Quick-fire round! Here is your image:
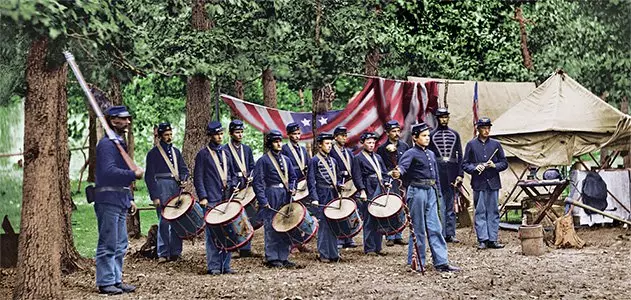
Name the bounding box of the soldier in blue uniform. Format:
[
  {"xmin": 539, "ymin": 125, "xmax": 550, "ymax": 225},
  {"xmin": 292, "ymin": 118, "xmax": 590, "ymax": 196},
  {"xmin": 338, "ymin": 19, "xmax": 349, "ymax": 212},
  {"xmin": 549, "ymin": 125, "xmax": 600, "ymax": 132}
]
[
  {"xmin": 194, "ymin": 121, "xmax": 238, "ymax": 275},
  {"xmin": 252, "ymin": 130, "xmax": 298, "ymax": 268},
  {"xmin": 94, "ymin": 106, "xmax": 143, "ymax": 294},
  {"xmin": 145, "ymin": 122, "xmax": 190, "ymax": 263},
  {"xmin": 330, "ymin": 126, "xmax": 358, "ymax": 249},
  {"xmin": 376, "ymin": 120, "xmax": 409, "ymax": 247},
  {"xmin": 308, "ymin": 133, "xmax": 343, "ymax": 262},
  {"xmin": 394, "ymin": 123, "xmax": 460, "ymax": 272},
  {"xmin": 462, "ymin": 117, "xmax": 508, "ymax": 250},
  {"xmin": 352, "ymin": 132, "xmax": 391, "ymax": 256},
  {"xmin": 224, "ymin": 120, "xmax": 257, "ymax": 258},
  {"xmin": 428, "ymin": 108, "xmax": 464, "ymax": 243}
]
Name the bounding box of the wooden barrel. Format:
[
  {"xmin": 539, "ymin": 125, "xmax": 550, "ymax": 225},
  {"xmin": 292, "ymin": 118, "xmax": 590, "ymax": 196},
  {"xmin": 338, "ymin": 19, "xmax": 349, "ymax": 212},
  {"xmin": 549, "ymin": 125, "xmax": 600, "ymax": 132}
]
[{"xmin": 519, "ymin": 224, "xmax": 545, "ymax": 256}]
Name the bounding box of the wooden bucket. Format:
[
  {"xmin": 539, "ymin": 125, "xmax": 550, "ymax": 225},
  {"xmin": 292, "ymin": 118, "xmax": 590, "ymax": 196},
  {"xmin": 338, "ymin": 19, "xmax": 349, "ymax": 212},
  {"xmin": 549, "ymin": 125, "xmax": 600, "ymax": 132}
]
[{"xmin": 519, "ymin": 224, "xmax": 545, "ymax": 256}]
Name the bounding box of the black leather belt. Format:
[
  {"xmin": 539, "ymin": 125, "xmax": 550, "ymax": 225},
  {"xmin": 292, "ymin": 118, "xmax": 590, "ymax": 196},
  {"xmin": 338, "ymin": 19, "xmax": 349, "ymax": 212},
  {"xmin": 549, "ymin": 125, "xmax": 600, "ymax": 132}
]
[
  {"xmin": 266, "ymin": 183, "xmax": 284, "ymax": 188},
  {"xmin": 154, "ymin": 173, "xmax": 176, "ymax": 179},
  {"xmin": 409, "ymin": 179, "xmax": 436, "ymax": 187},
  {"xmin": 95, "ymin": 186, "xmax": 131, "ymax": 193}
]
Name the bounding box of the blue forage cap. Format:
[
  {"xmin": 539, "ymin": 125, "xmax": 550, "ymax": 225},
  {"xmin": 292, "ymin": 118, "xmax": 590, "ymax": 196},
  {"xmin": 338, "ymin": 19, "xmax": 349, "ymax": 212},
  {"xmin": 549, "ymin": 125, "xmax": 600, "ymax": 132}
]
[
  {"xmin": 411, "ymin": 122, "xmax": 430, "ymax": 135},
  {"xmin": 435, "ymin": 107, "xmax": 450, "ymax": 117},
  {"xmin": 206, "ymin": 121, "xmax": 224, "ymax": 135},
  {"xmin": 360, "ymin": 132, "xmax": 378, "ymax": 142},
  {"xmin": 266, "ymin": 129, "xmax": 283, "ymax": 145},
  {"xmin": 105, "ymin": 105, "xmax": 130, "ymax": 118},
  {"xmin": 229, "ymin": 119, "xmax": 244, "ymax": 133},
  {"xmin": 476, "ymin": 117, "xmax": 492, "ymax": 127},
  {"xmin": 286, "ymin": 122, "xmax": 301, "ymax": 133},
  {"xmin": 333, "ymin": 126, "xmax": 348, "ymax": 136},
  {"xmin": 384, "ymin": 120, "xmax": 400, "ymax": 131},
  {"xmin": 157, "ymin": 122, "xmax": 172, "ymax": 135},
  {"xmin": 317, "ymin": 133, "xmax": 334, "ymax": 143}
]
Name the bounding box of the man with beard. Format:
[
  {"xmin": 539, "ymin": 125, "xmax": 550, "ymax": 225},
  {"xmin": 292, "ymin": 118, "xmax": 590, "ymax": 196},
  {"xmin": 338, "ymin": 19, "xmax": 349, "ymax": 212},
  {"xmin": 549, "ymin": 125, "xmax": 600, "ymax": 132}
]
[
  {"xmin": 308, "ymin": 133, "xmax": 343, "ymax": 262},
  {"xmin": 394, "ymin": 123, "xmax": 460, "ymax": 272},
  {"xmin": 253, "ymin": 130, "xmax": 298, "ymax": 268},
  {"xmin": 330, "ymin": 126, "xmax": 358, "ymax": 249},
  {"xmin": 94, "ymin": 106, "xmax": 143, "ymax": 294},
  {"xmin": 352, "ymin": 132, "xmax": 391, "ymax": 256},
  {"xmin": 462, "ymin": 117, "xmax": 508, "ymax": 250},
  {"xmin": 376, "ymin": 120, "xmax": 409, "ymax": 247},
  {"xmin": 194, "ymin": 121, "xmax": 238, "ymax": 275},
  {"xmin": 428, "ymin": 108, "xmax": 464, "ymax": 243},
  {"xmin": 145, "ymin": 122, "xmax": 190, "ymax": 263},
  {"xmin": 225, "ymin": 120, "xmax": 257, "ymax": 258}
]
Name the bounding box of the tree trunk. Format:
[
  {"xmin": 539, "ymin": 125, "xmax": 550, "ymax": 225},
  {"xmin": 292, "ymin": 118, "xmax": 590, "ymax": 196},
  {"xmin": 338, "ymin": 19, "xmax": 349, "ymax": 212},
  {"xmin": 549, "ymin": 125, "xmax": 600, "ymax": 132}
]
[
  {"xmin": 184, "ymin": 0, "xmax": 213, "ymax": 175},
  {"xmin": 365, "ymin": 47, "xmax": 380, "ymax": 77},
  {"xmin": 262, "ymin": 67, "xmax": 278, "ymax": 108},
  {"xmin": 515, "ymin": 6, "xmax": 533, "ymax": 70},
  {"xmin": 311, "ymin": 84, "xmax": 335, "ymax": 155},
  {"xmin": 231, "ymin": 80, "xmax": 243, "ymax": 119},
  {"xmin": 14, "ymin": 37, "xmax": 63, "ymax": 300}
]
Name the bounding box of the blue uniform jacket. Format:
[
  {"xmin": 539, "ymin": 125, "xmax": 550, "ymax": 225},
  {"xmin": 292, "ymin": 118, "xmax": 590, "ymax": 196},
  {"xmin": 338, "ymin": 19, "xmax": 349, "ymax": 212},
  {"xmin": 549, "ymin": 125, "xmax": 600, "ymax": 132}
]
[
  {"xmin": 397, "ymin": 145, "xmax": 443, "ymax": 198},
  {"xmin": 429, "ymin": 126, "xmax": 464, "ymax": 186},
  {"xmin": 307, "ymin": 153, "xmax": 342, "ymax": 204},
  {"xmin": 377, "ymin": 140, "xmax": 410, "ymax": 171},
  {"xmin": 95, "ymin": 135, "xmax": 136, "ymax": 208},
  {"xmin": 352, "ymin": 151, "xmax": 390, "ymax": 198},
  {"xmin": 252, "ymin": 151, "xmax": 297, "ymax": 216},
  {"xmin": 224, "ymin": 141, "xmax": 256, "ymax": 188},
  {"xmin": 144, "ymin": 141, "xmax": 190, "ymax": 201},
  {"xmin": 330, "ymin": 144, "xmax": 353, "ymax": 181},
  {"xmin": 462, "ymin": 137, "xmax": 508, "ymax": 191},
  {"xmin": 281, "ymin": 143, "xmax": 309, "ymax": 180},
  {"xmin": 193, "ymin": 142, "xmax": 237, "ymax": 203}
]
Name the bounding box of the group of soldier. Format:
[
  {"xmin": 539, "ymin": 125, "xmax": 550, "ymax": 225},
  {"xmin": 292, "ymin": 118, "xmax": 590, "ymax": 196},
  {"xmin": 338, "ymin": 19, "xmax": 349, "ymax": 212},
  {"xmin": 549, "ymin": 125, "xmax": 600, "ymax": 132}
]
[{"xmin": 92, "ymin": 105, "xmax": 508, "ymax": 295}]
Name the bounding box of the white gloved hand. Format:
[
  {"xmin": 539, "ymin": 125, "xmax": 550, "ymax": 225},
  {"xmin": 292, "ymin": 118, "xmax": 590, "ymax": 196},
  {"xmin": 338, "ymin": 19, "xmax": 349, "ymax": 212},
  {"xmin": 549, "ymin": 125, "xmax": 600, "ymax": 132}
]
[
  {"xmin": 311, "ymin": 200, "xmax": 319, "ymax": 206},
  {"xmin": 475, "ymin": 164, "xmax": 486, "ymax": 173},
  {"xmin": 359, "ymin": 190, "xmax": 367, "ymax": 200}
]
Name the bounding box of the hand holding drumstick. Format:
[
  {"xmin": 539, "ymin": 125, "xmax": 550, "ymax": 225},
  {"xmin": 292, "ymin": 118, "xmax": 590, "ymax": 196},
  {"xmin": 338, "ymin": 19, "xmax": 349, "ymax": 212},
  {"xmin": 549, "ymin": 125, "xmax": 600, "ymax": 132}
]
[{"xmin": 475, "ymin": 148, "xmax": 499, "ymax": 175}]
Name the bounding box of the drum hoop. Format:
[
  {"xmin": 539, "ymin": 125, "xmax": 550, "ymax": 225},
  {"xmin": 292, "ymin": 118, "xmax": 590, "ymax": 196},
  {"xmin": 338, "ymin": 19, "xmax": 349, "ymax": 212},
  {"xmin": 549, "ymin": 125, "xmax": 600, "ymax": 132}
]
[
  {"xmin": 272, "ymin": 202, "xmax": 307, "ymax": 233},
  {"xmin": 235, "ymin": 187, "xmax": 256, "ymax": 206},
  {"xmin": 323, "ymin": 197, "xmax": 357, "ymax": 220},
  {"xmin": 204, "ymin": 201, "xmax": 245, "ymax": 226},
  {"xmin": 377, "ymin": 221, "xmax": 407, "ymax": 236},
  {"xmin": 213, "ymin": 225, "xmax": 255, "ymax": 251},
  {"xmin": 290, "ymin": 218, "xmax": 319, "ymax": 245},
  {"xmin": 367, "ymin": 192, "xmax": 404, "ymax": 219},
  {"xmin": 161, "ymin": 192, "xmax": 196, "ymax": 221},
  {"xmin": 327, "ymin": 220, "xmax": 363, "ymax": 239}
]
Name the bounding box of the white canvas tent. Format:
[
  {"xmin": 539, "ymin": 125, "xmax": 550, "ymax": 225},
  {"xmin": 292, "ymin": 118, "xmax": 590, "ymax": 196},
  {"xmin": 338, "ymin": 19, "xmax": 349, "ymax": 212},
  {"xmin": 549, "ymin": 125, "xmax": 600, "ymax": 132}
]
[{"xmin": 491, "ymin": 71, "xmax": 631, "ymax": 167}]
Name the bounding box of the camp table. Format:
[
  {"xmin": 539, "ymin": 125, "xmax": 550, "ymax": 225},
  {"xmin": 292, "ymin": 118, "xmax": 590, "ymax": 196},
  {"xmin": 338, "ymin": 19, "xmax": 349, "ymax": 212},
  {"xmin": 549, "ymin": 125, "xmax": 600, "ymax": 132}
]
[{"xmin": 517, "ymin": 179, "xmax": 569, "ymax": 225}]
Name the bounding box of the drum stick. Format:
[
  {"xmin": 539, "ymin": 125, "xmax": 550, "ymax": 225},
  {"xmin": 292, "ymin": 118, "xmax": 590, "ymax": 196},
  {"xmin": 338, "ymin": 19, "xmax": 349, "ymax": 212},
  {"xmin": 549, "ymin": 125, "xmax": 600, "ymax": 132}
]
[
  {"xmin": 225, "ymin": 181, "xmax": 242, "ymax": 208},
  {"xmin": 268, "ymin": 206, "xmax": 289, "ymax": 218},
  {"xmin": 478, "ymin": 148, "xmax": 499, "ymax": 175}
]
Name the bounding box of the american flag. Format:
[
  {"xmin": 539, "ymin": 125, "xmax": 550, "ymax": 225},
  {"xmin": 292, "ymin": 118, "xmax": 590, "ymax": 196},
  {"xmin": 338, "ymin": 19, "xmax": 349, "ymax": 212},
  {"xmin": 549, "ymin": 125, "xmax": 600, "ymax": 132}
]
[
  {"xmin": 472, "ymin": 81, "xmax": 479, "ymax": 137},
  {"xmin": 221, "ymin": 77, "xmax": 439, "ymax": 147}
]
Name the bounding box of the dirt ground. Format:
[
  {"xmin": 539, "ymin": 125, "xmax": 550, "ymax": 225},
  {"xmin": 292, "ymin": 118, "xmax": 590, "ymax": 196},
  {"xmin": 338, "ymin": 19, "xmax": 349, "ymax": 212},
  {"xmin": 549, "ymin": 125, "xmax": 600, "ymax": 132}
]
[{"xmin": 2, "ymin": 225, "xmax": 630, "ymax": 300}]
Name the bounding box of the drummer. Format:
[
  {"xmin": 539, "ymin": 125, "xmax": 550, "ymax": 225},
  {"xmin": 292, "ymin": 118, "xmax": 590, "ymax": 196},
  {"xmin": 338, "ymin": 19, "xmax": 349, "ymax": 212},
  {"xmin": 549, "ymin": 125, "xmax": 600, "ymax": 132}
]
[
  {"xmin": 252, "ymin": 130, "xmax": 298, "ymax": 268},
  {"xmin": 393, "ymin": 123, "xmax": 460, "ymax": 272},
  {"xmin": 352, "ymin": 132, "xmax": 391, "ymax": 256},
  {"xmin": 307, "ymin": 133, "xmax": 343, "ymax": 262},
  {"xmin": 224, "ymin": 119, "xmax": 257, "ymax": 258},
  {"xmin": 193, "ymin": 121, "xmax": 238, "ymax": 275},
  {"xmin": 281, "ymin": 122, "xmax": 312, "ymax": 253},
  {"xmin": 145, "ymin": 122, "xmax": 190, "ymax": 263},
  {"xmin": 329, "ymin": 126, "xmax": 358, "ymax": 249},
  {"xmin": 376, "ymin": 120, "xmax": 409, "ymax": 247}
]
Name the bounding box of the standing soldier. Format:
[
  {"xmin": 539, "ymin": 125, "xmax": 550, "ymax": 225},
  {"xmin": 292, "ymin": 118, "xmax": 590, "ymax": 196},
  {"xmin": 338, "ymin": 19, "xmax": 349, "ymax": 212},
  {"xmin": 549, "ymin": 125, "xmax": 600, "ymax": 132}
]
[
  {"xmin": 252, "ymin": 130, "xmax": 298, "ymax": 268},
  {"xmin": 308, "ymin": 133, "xmax": 343, "ymax": 262},
  {"xmin": 352, "ymin": 132, "xmax": 391, "ymax": 256},
  {"xmin": 428, "ymin": 108, "xmax": 464, "ymax": 243},
  {"xmin": 330, "ymin": 126, "xmax": 358, "ymax": 249},
  {"xmin": 145, "ymin": 122, "xmax": 190, "ymax": 263},
  {"xmin": 94, "ymin": 106, "xmax": 143, "ymax": 294},
  {"xmin": 462, "ymin": 117, "xmax": 508, "ymax": 250},
  {"xmin": 225, "ymin": 120, "xmax": 257, "ymax": 258},
  {"xmin": 194, "ymin": 121, "xmax": 238, "ymax": 275},
  {"xmin": 394, "ymin": 123, "xmax": 460, "ymax": 272},
  {"xmin": 376, "ymin": 120, "xmax": 409, "ymax": 247}
]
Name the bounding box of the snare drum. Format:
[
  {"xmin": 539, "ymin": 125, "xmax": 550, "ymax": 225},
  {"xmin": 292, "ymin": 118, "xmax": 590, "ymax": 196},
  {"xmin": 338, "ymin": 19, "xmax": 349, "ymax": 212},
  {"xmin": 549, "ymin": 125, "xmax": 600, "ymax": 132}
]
[
  {"xmin": 367, "ymin": 193, "xmax": 407, "ymax": 235},
  {"xmin": 338, "ymin": 180, "xmax": 357, "ymax": 198},
  {"xmin": 293, "ymin": 179, "xmax": 309, "ymax": 202},
  {"xmin": 272, "ymin": 202, "xmax": 318, "ymax": 247},
  {"xmin": 204, "ymin": 201, "xmax": 254, "ymax": 251},
  {"xmin": 161, "ymin": 192, "xmax": 205, "ymax": 239},
  {"xmin": 234, "ymin": 185, "xmax": 263, "ymax": 230},
  {"xmin": 324, "ymin": 198, "xmax": 362, "ymax": 239}
]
